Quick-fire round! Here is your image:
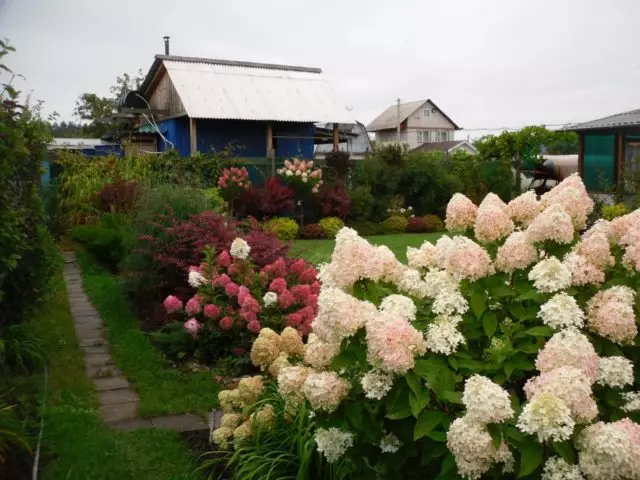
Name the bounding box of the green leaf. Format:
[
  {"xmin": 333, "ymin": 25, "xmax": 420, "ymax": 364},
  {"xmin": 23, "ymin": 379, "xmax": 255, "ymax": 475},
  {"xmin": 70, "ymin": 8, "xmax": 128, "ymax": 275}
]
[
  {"xmin": 483, "ymin": 312, "xmax": 497, "ymax": 338},
  {"xmin": 439, "ymin": 454, "xmax": 456, "ymax": 476},
  {"xmin": 552, "ymin": 441, "xmax": 576, "ymax": 464},
  {"xmin": 427, "ymin": 430, "xmax": 447, "ymax": 442},
  {"xmin": 409, "ymin": 389, "xmax": 431, "ymax": 418},
  {"xmin": 487, "ymin": 423, "xmax": 502, "ymax": 449},
  {"xmin": 522, "ymin": 326, "xmax": 553, "ymax": 337},
  {"xmin": 470, "ymin": 292, "xmax": 486, "ymax": 319},
  {"xmin": 406, "ymin": 371, "xmax": 422, "ymax": 397},
  {"xmin": 491, "ymin": 285, "xmax": 516, "ymax": 298},
  {"xmin": 345, "ymin": 402, "xmax": 364, "ymax": 430},
  {"xmin": 414, "ymin": 410, "xmax": 447, "ymax": 440},
  {"xmin": 518, "ymin": 442, "xmax": 544, "ymax": 477},
  {"xmin": 439, "ymin": 391, "xmax": 463, "ymax": 404}
]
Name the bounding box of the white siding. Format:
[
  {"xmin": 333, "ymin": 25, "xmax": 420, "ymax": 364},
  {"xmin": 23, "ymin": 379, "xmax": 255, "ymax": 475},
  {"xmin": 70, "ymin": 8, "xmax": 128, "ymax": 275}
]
[{"xmin": 406, "ymin": 101, "xmax": 457, "ymax": 130}]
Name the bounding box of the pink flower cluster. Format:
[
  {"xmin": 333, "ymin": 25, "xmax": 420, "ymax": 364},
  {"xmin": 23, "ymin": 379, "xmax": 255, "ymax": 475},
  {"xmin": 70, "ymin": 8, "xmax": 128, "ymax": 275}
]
[
  {"xmin": 506, "ymin": 191, "xmax": 540, "ymax": 226},
  {"xmin": 440, "ymin": 236, "xmax": 494, "ymax": 281},
  {"xmin": 474, "ymin": 201, "xmax": 514, "ymax": 243},
  {"xmin": 525, "ymin": 203, "xmax": 574, "ymax": 244},
  {"xmin": 495, "ymin": 231, "xmax": 537, "ymax": 272},
  {"xmin": 217, "ymin": 167, "xmax": 250, "ymax": 190},
  {"xmin": 445, "ymin": 193, "xmax": 478, "ymax": 232},
  {"xmin": 540, "ymin": 173, "xmax": 594, "ymax": 229},
  {"xmin": 277, "ymin": 158, "xmax": 323, "ymax": 193},
  {"xmin": 586, "ymin": 286, "xmax": 637, "ymax": 344}
]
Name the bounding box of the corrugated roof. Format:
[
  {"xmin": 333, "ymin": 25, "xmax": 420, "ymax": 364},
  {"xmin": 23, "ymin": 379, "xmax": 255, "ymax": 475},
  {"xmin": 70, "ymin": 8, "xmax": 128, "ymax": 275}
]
[
  {"xmin": 48, "ymin": 138, "xmax": 118, "ymax": 150},
  {"xmin": 366, "ymin": 100, "xmax": 426, "ymax": 131},
  {"xmin": 156, "ymin": 57, "xmax": 353, "ymax": 123},
  {"xmin": 566, "ymin": 108, "xmax": 640, "ymax": 131}
]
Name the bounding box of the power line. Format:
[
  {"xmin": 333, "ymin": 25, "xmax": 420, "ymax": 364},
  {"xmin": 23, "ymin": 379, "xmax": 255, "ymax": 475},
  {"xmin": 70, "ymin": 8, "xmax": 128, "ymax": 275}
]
[{"xmin": 458, "ymin": 122, "xmax": 577, "ymax": 132}]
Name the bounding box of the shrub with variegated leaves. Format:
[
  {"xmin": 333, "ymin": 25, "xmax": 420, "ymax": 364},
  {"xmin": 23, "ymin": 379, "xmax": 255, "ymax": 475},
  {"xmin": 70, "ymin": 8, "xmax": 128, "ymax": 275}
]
[{"xmin": 210, "ymin": 174, "xmax": 640, "ymax": 480}]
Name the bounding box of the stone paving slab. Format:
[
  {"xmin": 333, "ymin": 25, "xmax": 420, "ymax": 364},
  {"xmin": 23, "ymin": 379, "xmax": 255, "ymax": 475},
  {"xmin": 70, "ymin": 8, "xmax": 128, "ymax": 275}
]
[
  {"xmin": 86, "ymin": 364, "xmax": 123, "ymax": 379},
  {"xmin": 84, "ymin": 352, "xmax": 114, "ymax": 367},
  {"xmin": 82, "ymin": 345, "xmax": 110, "ymax": 355},
  {"xmin": 100, "ymin": 402, "xmax": 139, "ymax": 422},
  {"xmin": 150, "ymin": 414, "xmax": 209, "ymax": 432},
  {"xmin": 79, "ymin": 336, "xmax": 107, "ymax": 348},
  {"xmin": 98, "ymin": 388, "xmax": 140, "ymax": 406},
  {"xmin": 108, "ymin": 418, "xmax": 154, "ymax": 431},
  {"xmin": 93, "ymin": 376, "xmax": 130, "ymax": 391}
]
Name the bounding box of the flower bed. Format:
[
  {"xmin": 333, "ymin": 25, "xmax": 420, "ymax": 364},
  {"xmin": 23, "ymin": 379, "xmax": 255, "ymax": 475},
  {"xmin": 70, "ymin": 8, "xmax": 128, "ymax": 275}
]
[{"xmin": 210, "ymin": 174, "xmax": 640, "ymax": 480}]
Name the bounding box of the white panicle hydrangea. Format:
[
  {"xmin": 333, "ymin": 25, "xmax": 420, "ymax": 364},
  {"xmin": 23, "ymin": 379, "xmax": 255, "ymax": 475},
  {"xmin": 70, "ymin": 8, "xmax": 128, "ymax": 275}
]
[
  {"xmin": 432, "ymin": 289, "xmax": 469, "ymax": 316},
  {"xmin": 423, "ymin": 269, "xmax": 460, "ymax": 298},
  {"xmin": 379, "ymin": 294, "xmax": 417, "ymax": 322},
  {"xmin": 541, "ymin": 457, "xmax": 585, "ymax": 480},
  {"xmin": 314, "ymin": 428, "xmax": 354, "ymax": 463},
  {"xmin": 435, "ymin": 235, "xmax": 455, "ymax": 268},
  {"xmin": 379, "ymin": 433, "xmax": 402, "ymax": 453},
  {"xmin": 538, "ymin": 293, "xmax": 585, "ymax": 330},
  {"xmin": 528, "ymin": 256, "xmax": 572, "ymax": 293},
  {"xmin": 621, "ymin": 391, "xmax": 640, "ymax": 412},
  {"xmin": 406, "ymin": 241, "xmax": 438, "ymax": 269},
  {"xmin": 311, "ymin": 287, "xmax": 377, "ymax": 344},
  {"xmin": 462, "ymin": 375, "xmax": 514, "ymax": 424},
  {"xmin": 302, "ymin": 371, "xmax": 351, "ymax": 412},
  {"xmin": 262, "ymin": 291, "xmax": 278, "ymax": 307},
  {"xmin": 229, "ymin": 238, "xmax": 251, "ymax": 260},
  {"xmin": 516, "ymin": 392, "xmax": 575, "ymax": 442},
  {"xmin": 188, "ymin": 269, "xmax": 207, "ymax": 288},
  {"xmin": 447, "ymin": 416, "xmax": 514, "ymax": 480},
  {"xmin": 361, "ymin": 370, "xmax": 394, "ymax": 400},
  {"xmin": 577, "ymin": 419, "xmax": 640, "ymax": 480},
  {"xmin": 397, "ymin": 268, "xmax": 429, "ymax": 298},
  {"xmin": 596, "ymin": 356, "xmax": 634, "ymax": 388},
  {"xmin": 425, "ymin": 315, "xmax": 466, "ymax": 355},
  {"xmin": 317, "ymin": 262, "xmax": 337, "ymax": 289},
  {"xmin": 303, "ymin": 333, "xmax": 340, "ymax": 370}
]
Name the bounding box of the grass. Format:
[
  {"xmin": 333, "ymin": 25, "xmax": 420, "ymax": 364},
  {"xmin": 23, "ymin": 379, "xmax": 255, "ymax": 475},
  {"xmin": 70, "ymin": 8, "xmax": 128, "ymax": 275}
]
[
  {"xmin": 290, "ymin": 232, "xmax": 443, "ymax": 265},
  {"xmin": 27, "ymin": 263, "xmax": 202, "ymax": 479},
  {"xmin": 75, "ymin": 251, "xmax": 220, "ymax": 417}
]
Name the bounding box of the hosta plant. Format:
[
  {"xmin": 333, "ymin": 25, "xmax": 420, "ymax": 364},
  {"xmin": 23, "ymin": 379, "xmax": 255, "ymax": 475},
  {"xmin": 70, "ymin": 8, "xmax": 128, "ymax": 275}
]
[
  {"xmin": 162, "ymin": 239, "xmax": 319, "ymax": 364},
  {"xmin": 212, "ymin": 175, "xmax": 640, "ymax": 480}
]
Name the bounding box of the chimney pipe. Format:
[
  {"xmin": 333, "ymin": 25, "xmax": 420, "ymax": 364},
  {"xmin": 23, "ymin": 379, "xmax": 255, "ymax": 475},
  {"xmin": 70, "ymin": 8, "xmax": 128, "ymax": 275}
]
[{"xmin": 163, "ymin": 36, "xmax": 170, "ymax": 55}]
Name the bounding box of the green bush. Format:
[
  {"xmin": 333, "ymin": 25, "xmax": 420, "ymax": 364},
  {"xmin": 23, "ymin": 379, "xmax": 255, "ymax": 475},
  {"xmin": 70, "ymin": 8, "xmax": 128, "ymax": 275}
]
[
  {"xmin": 347, "ymin": 186, "xmax": 374, "ymax": 221},
  {"xmin": 204, "ymin": 187, "xmax": 227, "ymax": 213},
  {"xmin": 318, "ymin": 217, "xmax": 344, "ymax": 238},
  {"xmin": 346, "ymin": 221, "xmax": 383, "ymax": 236},
  {"xmin": 71, "ymin": 213, "xmax": 133, "ymax": 271},
  {"xmin": 423, "ymin": 214, "xmax": 444, "ymax": 232},
  {"xmin": 380, "ymin": 215, "xmax": 408, "ymax": 233},
  {"xmin": 262, "ymin": 217, "xmax": 299, "ymax": 241},
  {"xmin": 602, "ymin": 203, "xmax": 629, "ymax": 220}
]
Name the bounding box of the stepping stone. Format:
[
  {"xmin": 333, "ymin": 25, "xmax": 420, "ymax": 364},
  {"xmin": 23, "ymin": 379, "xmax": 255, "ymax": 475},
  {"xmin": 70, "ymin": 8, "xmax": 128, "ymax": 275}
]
[
  {"xmin": 87, "ymin": 364, "xmax": 122, "ymax": 379},
  {"xmin": 150, "ymin": 414, "xmax": 209, "ymax": 432},
  {"xmin": 85, "ymin": 352, "xmax": 114, "ymax": 367},
  {"xmin": 79, "ymin": 336, "xmax": 107, "ymax": 348},
  {"xmin": 93, "ymin": 376, "xmax": 130, "ymax": 391},
  {"xmin": 100, "ymin": 402, "xmax": 139, "ymax": 422},
  {"xmin": 209, "ymin": 410, "xmax": 223, "ymax": 430},
  {"xmin": 98, "ymin": 388, "xmax": 139, "ymax": 406},
  {"xmin": 82, "ymin": 345, "xmax": 109, "ymax": 355},
  {"xmin": 108, "ymin": 418, "xmax": 153, "ymax": 431},
  {"xmin": 76, "ymin": 327, "xmax": 105, "ymax": 340},
  {"xmin": 75, "ymin": 317, "xmax": 103, "ymax": 329}
]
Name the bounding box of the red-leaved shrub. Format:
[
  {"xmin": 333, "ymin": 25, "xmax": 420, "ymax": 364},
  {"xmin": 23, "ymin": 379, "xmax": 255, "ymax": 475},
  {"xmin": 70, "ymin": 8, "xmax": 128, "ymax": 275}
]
[
  {"xmin": 301, "ymin": 223, "xmax": 325, "ymax": 239},
  {"xmin": 406, "ymin": 216, "xmax": 428, "ymax": 233},
  {"xmin": 236, "ymin": 179, "xmax": 295, "ymax": 219},
  {"xmin": 314, "ymin": 180, "xmax": 350, "ymax": 219},
  {"xmin": 244, "ymin": 226, "xmax": 290, "ymax": 267},
  {"xmin": 97, "ymin": 180, "xmax": 138, "ymax": 213}
]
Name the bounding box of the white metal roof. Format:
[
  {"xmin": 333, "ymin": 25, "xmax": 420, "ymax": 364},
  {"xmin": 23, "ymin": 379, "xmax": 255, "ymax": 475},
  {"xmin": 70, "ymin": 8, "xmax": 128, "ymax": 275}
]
[
  {"xmin": 48, "ymin": 138, "xmax": 118, "ymax": 150},
  {"xmin": 163, "ymin": 59, "xmax": 354, "ymax": 123}
]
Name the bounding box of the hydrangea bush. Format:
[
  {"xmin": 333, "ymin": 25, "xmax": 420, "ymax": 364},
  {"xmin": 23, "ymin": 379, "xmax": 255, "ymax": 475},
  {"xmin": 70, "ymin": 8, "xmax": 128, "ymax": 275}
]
[
  {"xmin": 277, "ymin": 158, "xmax": 323, "ymax": 194},
  {"xmin": 211, "ymin": 175, "xmax": 640, "ymax": 480},
  {"xmin": 163, "ymin": 238, "xmax": 319, "ymax": 362}
]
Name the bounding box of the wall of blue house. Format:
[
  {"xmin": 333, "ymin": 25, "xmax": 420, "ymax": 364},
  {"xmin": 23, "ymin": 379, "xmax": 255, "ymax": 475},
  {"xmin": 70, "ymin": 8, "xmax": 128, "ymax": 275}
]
[{"xmin": 158, "ymin": 117, "xmax": 315, "ymax": 159}]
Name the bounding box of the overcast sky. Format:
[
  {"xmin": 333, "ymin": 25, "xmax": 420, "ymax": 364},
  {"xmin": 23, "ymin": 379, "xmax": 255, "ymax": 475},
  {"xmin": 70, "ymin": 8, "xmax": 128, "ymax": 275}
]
[{"xmin": 1, "ymin": 0, "xmax": 639, "ymax": 139}]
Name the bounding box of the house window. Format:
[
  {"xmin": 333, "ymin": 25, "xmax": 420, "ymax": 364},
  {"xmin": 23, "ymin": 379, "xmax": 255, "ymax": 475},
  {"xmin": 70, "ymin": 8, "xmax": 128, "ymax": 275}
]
[
  {"xmin": 418, "ymin": 131, "xmax": 430, "ymax": 143},
  {"xmin": 423, "ymin": 108, "xmax": 431, "ymax": 117},
  {"xmin": 439, "ymin": 132, "xmax": 448, "ymax": 141}
]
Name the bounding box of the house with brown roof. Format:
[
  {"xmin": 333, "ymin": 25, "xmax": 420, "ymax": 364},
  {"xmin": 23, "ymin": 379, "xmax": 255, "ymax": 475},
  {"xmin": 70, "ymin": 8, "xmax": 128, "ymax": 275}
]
[{"xmin": 366, "ymin": 99, "xmax": 460, "ymax": 150}]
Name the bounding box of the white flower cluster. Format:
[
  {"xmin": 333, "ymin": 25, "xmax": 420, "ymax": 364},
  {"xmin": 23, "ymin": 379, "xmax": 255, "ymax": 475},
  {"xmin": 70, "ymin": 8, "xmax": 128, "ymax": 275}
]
[
  {"xmin": 596, "ymin": 356, "xmax": 634, "ymax": 388},
  {"xmin": 379, "ymin": 433, "xmax": 402, "ymax": 453},
  {"xmin": 262, "ymin": 291, "xmax": 278, "ymax": 307},
  {"xmin": 621, "ymin": 391, "xmax": 640, "ymax": 412},
  {"xmin": 188, "ymin": 269, "xmax": 207, "ymax": 288},
  {"xmin": 517, "ymin": 392, "xmax": 575, "ymax": 442},
  {"xmin": 229, "ymin": 237, "xmax": 251, "ymax": 260},
  {"xmin": 425, "ymin": 315, "xmax": 466, "ymax": 355},
  {"xmin": 314, "ymin": 427, "xmax": 354, "ymax": 463},
  {"xmin": 360, "ymin": 370, "xmax": 394, "ymax": 400},
  {"xmin": 537, "ymin": 293, "xmax": 585, "ymax": 330},
  {"xmin": 379, "ymin": 294, "xmax": 417, "ymax": 322},
  {"xmin": 541, "ymin": 457, "xmax": 585, "ymax": 480},
  {"xmin": 462, "ymin": 375, "xmax": 513, "ymax": 424},
  {"xmin": 528, "ymin": 256, "xmax": 572, "ymax": 293}
]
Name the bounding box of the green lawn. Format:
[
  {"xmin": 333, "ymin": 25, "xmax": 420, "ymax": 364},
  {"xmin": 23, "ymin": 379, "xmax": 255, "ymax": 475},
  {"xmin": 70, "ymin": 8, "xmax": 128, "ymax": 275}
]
[
  {"xmin": 76, "ymin": 252, "xmax": 220, "ymax": 417},
  {"xmin": 27, "ymin": 263, "xmax": 202, "ymax": 480},
  {"xmin": 290, "ymin": 233, "xmax": 442, "ymax": 265}
]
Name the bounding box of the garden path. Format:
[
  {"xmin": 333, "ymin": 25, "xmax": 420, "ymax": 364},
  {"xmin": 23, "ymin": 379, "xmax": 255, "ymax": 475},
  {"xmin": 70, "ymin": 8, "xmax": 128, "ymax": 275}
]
[{"xmin": 62, "ymin": 251, "xmax": 221, "ymax": 433}]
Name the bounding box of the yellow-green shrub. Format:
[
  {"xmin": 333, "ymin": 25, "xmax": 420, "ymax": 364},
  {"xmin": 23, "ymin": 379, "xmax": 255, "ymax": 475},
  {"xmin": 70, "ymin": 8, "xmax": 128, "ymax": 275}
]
[
  {"xmin": 318, "ymin": 217, "xmax": 344, "ymax": 238},
  {"xmin": 380, "ymin": 215, "xmax": 408, "ymax": 233},
  {"xmin": 262, "ymin": 217, "xmax": 299, "ymax": 240},
  {"xmin": 602, "ymin": 203, "xmax": 629, "ymax": 220}
]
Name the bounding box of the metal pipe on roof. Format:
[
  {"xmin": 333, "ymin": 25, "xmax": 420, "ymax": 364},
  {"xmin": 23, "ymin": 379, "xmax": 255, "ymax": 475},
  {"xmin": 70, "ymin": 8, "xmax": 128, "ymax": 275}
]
[{"xmin": 163, "ymin": 36, "xmax": 170, "ymax": 55}]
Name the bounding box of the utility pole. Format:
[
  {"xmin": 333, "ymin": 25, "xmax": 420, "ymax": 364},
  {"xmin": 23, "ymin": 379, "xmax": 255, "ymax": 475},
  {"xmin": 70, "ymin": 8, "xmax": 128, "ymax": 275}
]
[{"xmin": 396, "ymin": 98, "xmax": 401, "ymax": 141}]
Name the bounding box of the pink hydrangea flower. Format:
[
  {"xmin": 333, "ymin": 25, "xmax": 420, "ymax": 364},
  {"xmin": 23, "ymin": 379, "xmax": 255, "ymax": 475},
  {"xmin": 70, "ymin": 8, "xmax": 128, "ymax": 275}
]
[
  {"xmin": 299, "ymin": 267, "xmax": 318, "ymax": 284},
  {"xmin": 238, "ymin": 286, "xmax": 251, "ymax": 306},
  {"xmin": 224, "ymin": 282, "xmax": 239, "ymax": 297},
  {"xmin": 287, "ymin": 312, "xmax": 302, "ymax": 327},
  {"xmin": 310, "ymin": 281, "xmax": 321, "ymax": 295},
  {"xmin": 217, "ymin": 250, "xmax": 232, "ymax": 268},
  {"xmin": 288, "ymin": 258, "xmax": 307, "ymax": 276},
  {"xmin": 586, "ymin": 286, "xmax": 637, "ymax": 344},
  {"xmin": 535, "ymin": 328, "xmax": 599, "ymax": 383},
  {"xmin": 203, "ymin": 304, "xmax": 221, "ymax": 319},
  {"xmin": 278, "ymin": 289, "xmax": 295, "ymax": 309},
  {"xmin": 262, "ymin": 257, "xmax": 287, "ymax": 278},
  {"xmin": 163, "ymin": 295, "xmax": 183, "ymax": 314},
  {"xmin": 212, "ymin": 273, "xmax": 231, "ymax": 288},
  {"xmin": 575, "ymin": 231, "xmax": 614, "ymax": 270},
  {"xmin": 247, "ymin": 320, "xmax": 261, "ymax": 333},
  {"xmin": 445, "ymin": 193, "xmax": 478, "ymax": 232},
  {"xmin": 269, "ymin": 277, "xmax": 287, "ymax": 294},
  {"xmin": 184, "ymin": 318, "xmax": 202, "ymax": 337},
  {"xmin": 442, "ymin": 236, "xmax": 494, "ymax": 281},
  {"xmin": 525, "ymin": 204, "xmax": 574, "ymax": 244},
  {"xmin": 540, "ymin": 174, "xmax": 593, "ymax": 229},
  {"xmin": 219, "ymin": 316, "xmax": 234, "ymax": 330},
  {"xmin": 185, "ymin": 296, "xmax": 202, "ymax": 315},
  {"xmin": 291, "ymin": 285, "xmax": 311, "ymax": 304},
  {"xmin": 495, "ymin": 232, "xmax": 537, "ymax": 272},
  {"xmin": 474, "ymin": 205, "xmax": 514, "ymax": 243},
  {"xmin": 305, "ymin": 293, "xmax": 318, "ymax": 309},
  {"xmin": 241, "ymin": 311, "xmax": 257, "ymax": 323},
  {"xmin": 506, "ymin": 191, "xmax": 541, "ymax": 226}
]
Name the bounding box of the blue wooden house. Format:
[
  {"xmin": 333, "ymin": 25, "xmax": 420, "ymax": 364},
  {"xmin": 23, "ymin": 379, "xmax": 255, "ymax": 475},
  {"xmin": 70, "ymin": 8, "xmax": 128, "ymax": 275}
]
[{"xmin": 128, "ymin": 46, "xmax": 352, "ymax": 164}]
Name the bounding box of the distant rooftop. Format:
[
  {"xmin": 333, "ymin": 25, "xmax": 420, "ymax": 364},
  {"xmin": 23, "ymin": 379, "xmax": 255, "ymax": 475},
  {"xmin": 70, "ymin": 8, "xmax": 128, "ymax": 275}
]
[
  {"xmin": 566, "ymin": 108, "xmax": 640, "ymax": 131},
  {"xmin": 48, "ymin": 138, "xmax": 119, "ymax": 150}
]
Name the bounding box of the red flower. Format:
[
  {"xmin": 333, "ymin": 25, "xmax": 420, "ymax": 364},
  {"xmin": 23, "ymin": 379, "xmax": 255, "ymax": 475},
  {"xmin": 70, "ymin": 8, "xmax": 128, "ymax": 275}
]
[
  {"xmin": 185, "ymin": 296, "xmax": 202, "ymax": 315},
  {"xmin": 297, "ymin": 306, "xmax": 316, "ymax": 322},
  {"xmin": 305, "ymin": 294, "xmax": 318, "ymax": 309},
  {"xmin": 263, "ymin": 257, "xmax": 287, "ymax": 278},
  {"xmin": 219, "ymin": 316, "xmax": 234, "ymax": 330},
  {"xmin": 286, "ymin": 312, "xmax": 302, "ymax": 327},
  {"xmin": 203, "ymin": 304, "xmax": 221, "ymax": 319},
  {"xmin": 299, "ymin": 267, "xmax": 318, "ymax": 284},
  {"xmin": 241, "ymin": 311, "xmax": 258, "ymax": 323},
  {"xmin": 232, "ymin": 347, "xmax": 245, "ymax": 357},
  {"xmin": 217, "ymin": 250, "xmax": 232, "ymax": 268},
  {"xmin": 269, "ymin": 277, "xmax": 287, "ymax": 294},
  {"xmin": 212, "ymin": 273, "xmax": 231, "ymax": 288},
  {"xmin": 237, "ymin": 286, "xmax": 251, "ymax": 306},
  {"xmin": 228, "ymin": 263, "xmax": 241, "ymax": 276},
  {"xmin": 288, "ymin": 258, "xmax": 307, "ymax": 276},
  {"xmin": 225, "ymin": 282, "xmax": 239, "ymax": 297},
  {"xmin": 163, "ymin": 295, "xmax": 183, "ymax": 314},
  {"xmin": 247, "ymin": 320, "xmax": 261, "ymax": 333},
  {"xmin": 291, "ymin": 284, "xmax": 311, "ymax": 304},
  {"xmin": 310, "ymin": 281, "xmax": 321, "ymax": 295},
  {"xmin": 278, "ymin": 289, "xmax": 295, "ymax": 309}
]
